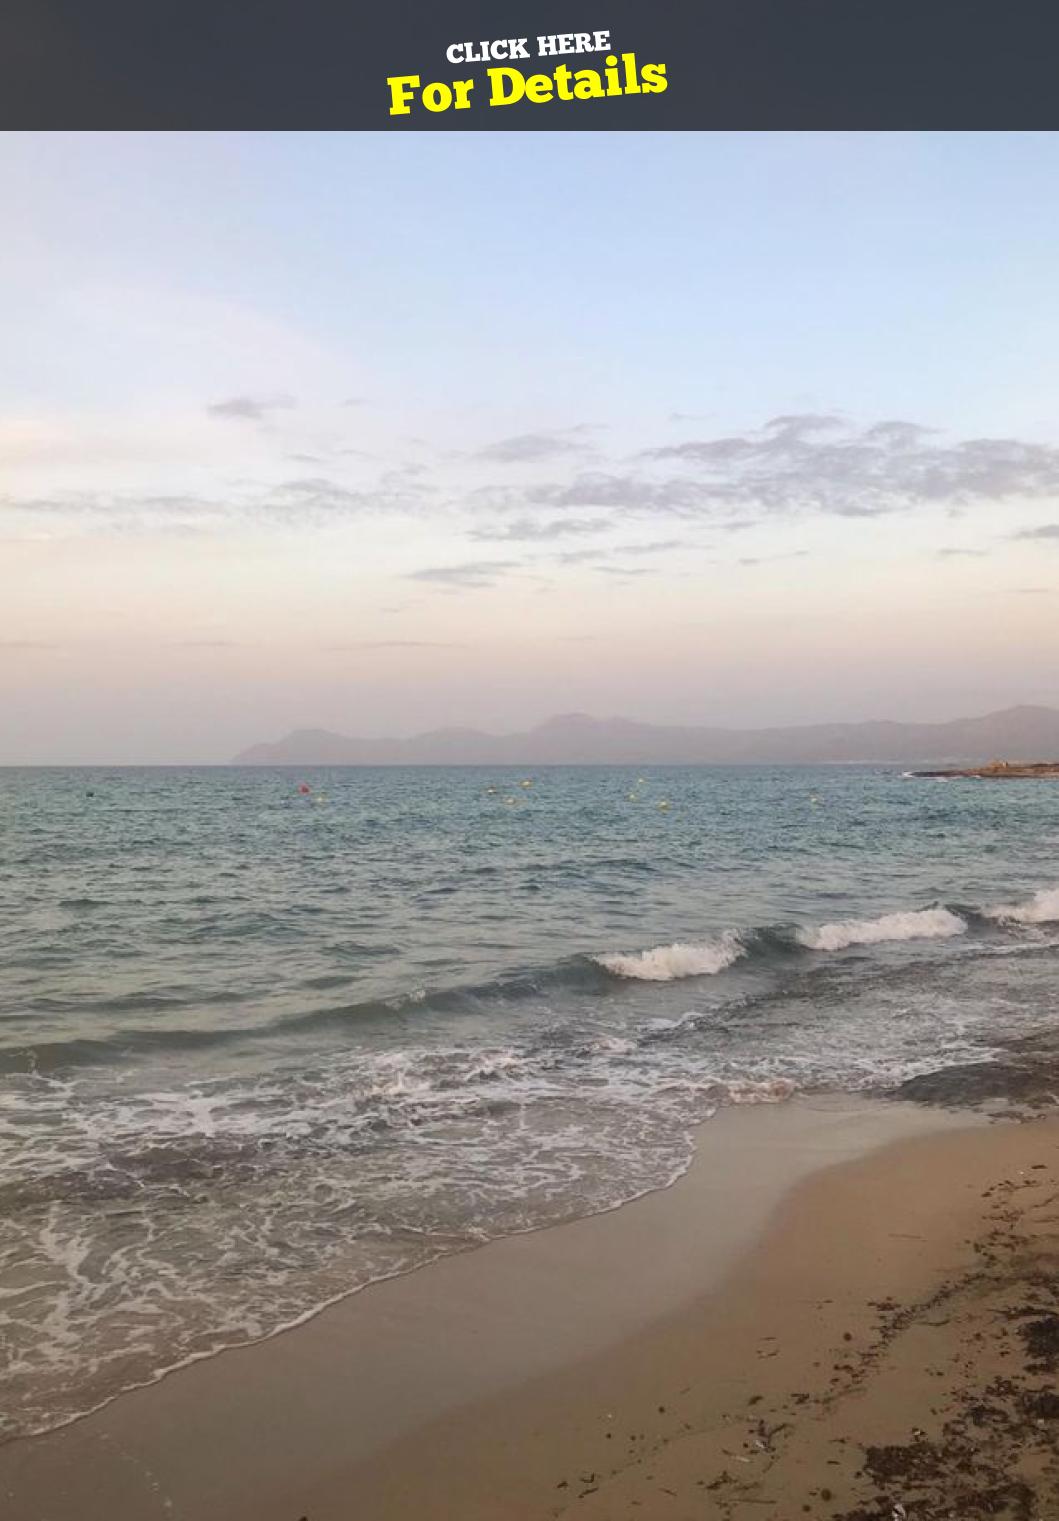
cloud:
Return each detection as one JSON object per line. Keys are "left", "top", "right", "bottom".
{"left": 327, "top": 640, "right": 467, "bottom": 650}
{"left": 540, "top": 539, "right": 686, "bottom": 570}
{"left": 0, "top": 639, "right": 60, "bottom": 649}
{"left": 621, "top": 539, "right": 687, "bottom": 555}
{"left": 1, "top": 469, "right": 433, "bottom": 534}
{"left": 477, "top": 432, "right": 588, "bottom": 464}
{"left": 380, "top": 463, "right": 432, "bottom": 486}
{"left": 263, "top": 478, "right": 371, "bottom": 516}
{"left": 553, "top": 548, "right": 602, "bottom": 565}
{"left": 639, "top": 418, "right": 1059, "bottom": 518}
{"left": 736, "top": 551, "right": 809, "bottom": 567}
{"left": 470, "top": 516, "right": 608, "bottom": 543}
{"left": 472, "top": 472, "right": 719, "bottom": 516}
{"left": 259, "top": 475, "right": 436, "bottom": 524}
{"left": 173, "top": 640, "right": 241, "bottom": 648}
{"left": 937, "top": 547, "right": 987, "bottom": 558}
{"left": 206, "top": 394, "right": 297, "bottom": 421}
{"left": 764, "top": 413, "right": 847, "bottom": 437}
{"left": 467, "top": 415, "right": 1059, "bottom": 529}
{"left": 13, "top": 412, "right": 1059, "bottom": 551}
{"left": 407, "top": 559, "right": 520, "bottom": 589}
{"left": 1, "top": 491, "right": 227, "bottom": 531}
{"left": 1012, "top": 586, "right": 1055, "bottom": 594}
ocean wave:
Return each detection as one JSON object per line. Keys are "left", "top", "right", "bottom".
{"left": 7, "top": 886, "right": 1059, "bottom": 1078}
{"left": 594, "top": 933, "right": 745, "bottom": 982}
{"left": 982, "top": 886, "right": 1059, "bottom": 926}
{"left": 795, "top": 907, "right": 967, "bottom": 951}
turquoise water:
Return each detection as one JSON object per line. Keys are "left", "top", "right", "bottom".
{"left": 1, "top": 764, "right": 1058, "bottom": 1437}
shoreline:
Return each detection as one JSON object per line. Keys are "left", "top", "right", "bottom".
{"left": 0, "top": 1093, "right": 995, "bottom": 1520}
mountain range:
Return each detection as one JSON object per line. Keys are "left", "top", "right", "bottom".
{"left": 231, "top": 704, "right": 1059, "bottom": 766}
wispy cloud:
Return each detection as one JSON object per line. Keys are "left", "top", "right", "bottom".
{"left": 327, "top": 640, "right": 466, "bottom": 650}
{"left": 465, "top": 417, "right": 1059, "bottom": 532}
{"left": 737, "top": 551, "right": 809, "bottom": 567}
{"left": 262, "top": 478, "right": 373, "bottom": 518}
{"left": 1011, "top": 523, "right": 1059, "bottom": 540}
{"left": 470, "top": 473, "right": 717, "bottom": 517}
{"left": 407, "top": 560, "right": 520, "bottom": 589}
{"left": 470, "top": 516, "right": 608, "bottom": 543}
{"left": 12, "top": 412, "right": 1059, "bottom": 550}
{"left": 477, "top": 432, "right": 589, "bottom": 464}
{"left": 0, "top": 470, "right": 433, "bottom": 534}
{"left": 640, "top": 416, "right": 1059, "bottom": 517}
{"left": 206, "top": 394, "right": 297, "bottom": 421}
{"left": 1, "top": 491, "right": 227, "bottom": 531}
{"left": 621, "top": 539, "right": 687, "bottom": 556}
{"left": 553, "top": 548, "right": 602, "bottom": 565}
{"left": 937, "top": 547, "right": 987, "bottom": 558}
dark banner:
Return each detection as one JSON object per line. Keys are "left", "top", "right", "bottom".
{"left": 4, "top": 0, "right": 1059, "bottom": 129}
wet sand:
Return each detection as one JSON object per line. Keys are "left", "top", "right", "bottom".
{"left": 3, "top": 1096, "right": 1057, "bottom": 1520}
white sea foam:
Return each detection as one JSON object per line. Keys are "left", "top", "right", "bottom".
{"left": 595, "top": 933, "right": 745, "bottom": 982}
{"left": 723, "top": 1077, "right": 797, "bottom": 1105}
{"left": 589, "top": 1035, "right": 638, "bottom": 1056}
{"left": 982, "top": 886, "right": 1059, "bottom": 925}
{"left": 796, "top": 907, "right": 967, "bottom": 952}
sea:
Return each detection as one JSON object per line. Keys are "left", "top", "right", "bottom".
{"left": 2, "top": 763, "right": 1058, "bottom": 1441}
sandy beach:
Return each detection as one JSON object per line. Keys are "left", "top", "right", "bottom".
{"left": 2, "top": 1094, "right": 1056, "bottom": 1520}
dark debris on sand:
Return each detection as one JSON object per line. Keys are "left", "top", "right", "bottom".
{"left": 552, "top": 1144, "right": 1059, "bottom": 1521}
{"left": 829, "top": 1159, "right": 1059, "bottom": 1521}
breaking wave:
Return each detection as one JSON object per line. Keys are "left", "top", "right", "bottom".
{"left": 795, "top": 907, "right": 968, "bottom": 952}
{"left": 982, "top": 886, "right": 1059, "bottom": 926}
{"left": 594, "top": 932, "right": 745, "bottom": 981}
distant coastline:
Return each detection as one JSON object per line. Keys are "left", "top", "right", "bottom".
{"left": 232, "top": 703, "right": 1059, "bottom": 768}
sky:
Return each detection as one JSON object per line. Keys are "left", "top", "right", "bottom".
{"left": 3, "top": 130, "right": 1059, "bottom": 763}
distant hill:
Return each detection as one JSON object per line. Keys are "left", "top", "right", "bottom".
{"left": 231, "top": 705, "right": 1059, "bottom": 766}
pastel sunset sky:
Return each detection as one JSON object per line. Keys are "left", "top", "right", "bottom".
{"left": 3, "top": 131, "right": 1059, "bottom": 761}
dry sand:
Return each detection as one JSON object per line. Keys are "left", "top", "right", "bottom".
{"left": 2, "top": 1096, "right": 1057, "bottom": 1520}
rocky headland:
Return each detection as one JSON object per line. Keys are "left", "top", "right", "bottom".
{"left": 913, "top": 760, "right": 1059, "bottom": 779}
